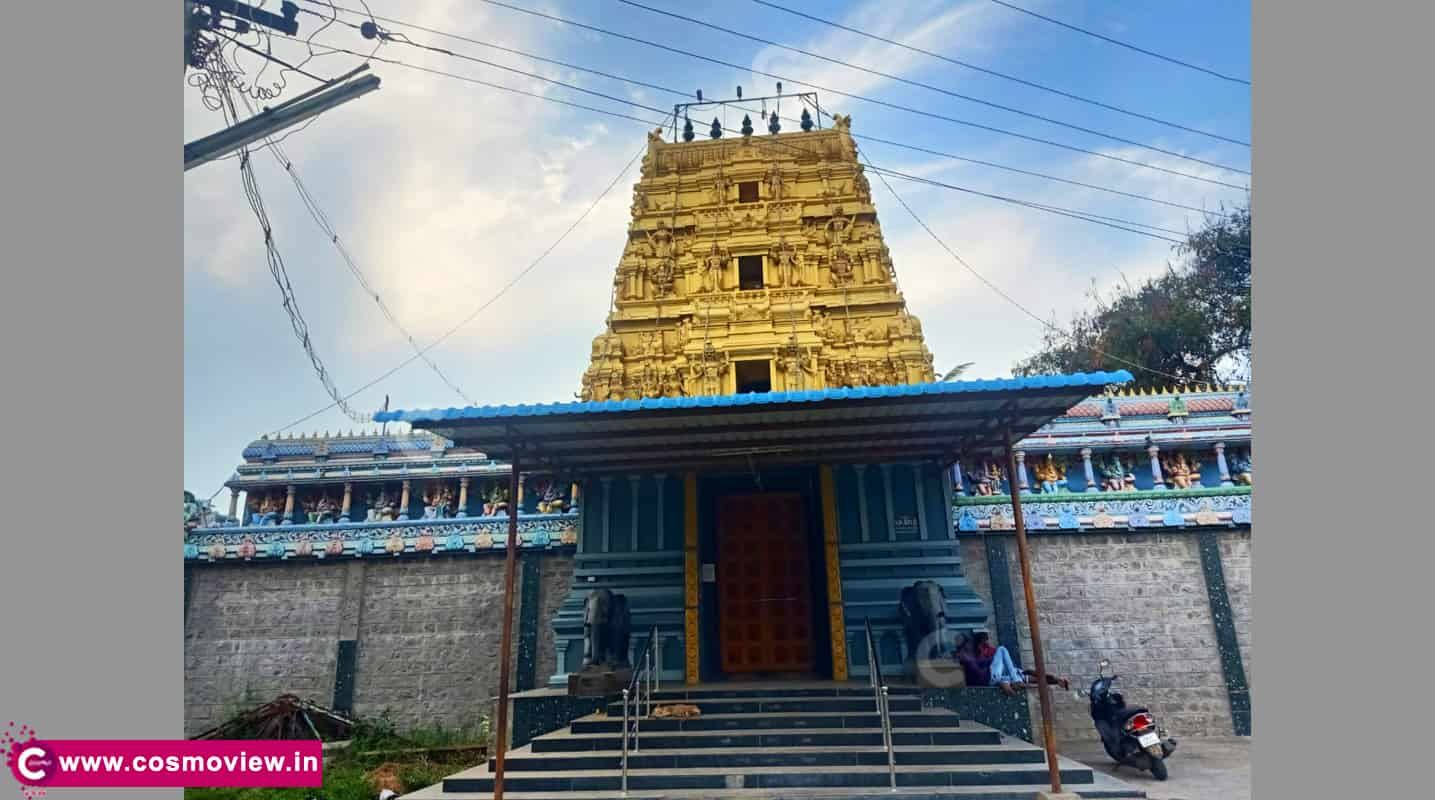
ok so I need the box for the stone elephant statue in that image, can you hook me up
[582,589,633,669]
[898,580,950,660]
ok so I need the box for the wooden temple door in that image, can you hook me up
[717,492,816,675]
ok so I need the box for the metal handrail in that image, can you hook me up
[864,617,898,791]
[621,623,659,795]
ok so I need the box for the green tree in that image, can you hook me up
[1013,204,1250,389]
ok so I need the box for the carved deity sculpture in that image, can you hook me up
[423,483,453,519]
[1162,452,1201,489]
[481,482,510,517]
[1033,454,1067,494]
[366,489,398,522]
[698,240,727,293]
[853,169,872,203]
[1229,450,1252,486]
[829,247,855,285]
[308,493,339,524]
[534,477,567,514]
[767,162,785,202]
[772,237,800,287]
[663,365,685,398]
[651,255,676,297]
[778,345,804,392]
[1101,456,1135,492]
[711,169,730,205]
[255,492,284,525]
[689,343,728,396]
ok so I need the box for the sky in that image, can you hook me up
[183,0,1251,500]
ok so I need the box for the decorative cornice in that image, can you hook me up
[184,514,579,563]
[954,488,1251,534]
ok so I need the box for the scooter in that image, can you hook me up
[1088,660,1177,781]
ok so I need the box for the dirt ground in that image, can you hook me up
[1060,736,1251,800]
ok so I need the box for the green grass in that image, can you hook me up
[183,715,490,800]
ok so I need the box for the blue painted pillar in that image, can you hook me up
[1014,451,1030,494]
[1080,448,1095,493]
[1215,442,1233,487]
[600,477,613,552]
[1148,445,1166,490]
[951,462,966,497]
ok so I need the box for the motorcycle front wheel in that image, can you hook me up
[1148,755,1168,781]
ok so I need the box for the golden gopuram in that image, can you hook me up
[579,102,938,402]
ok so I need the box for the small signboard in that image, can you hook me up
[893,514,920,536]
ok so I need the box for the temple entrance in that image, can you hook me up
[717,492,817,676]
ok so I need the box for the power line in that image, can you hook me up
[297,4,1228,211]
[204,51,372,425]
[986,0,1251,86]
[859,146,1193,386]
[295,2,1233,211]
[615,0,1248,176]
[864,166,1184,244]
[283,36,1193,244]
[461,0,1246,191]
[236,89,478,406]
[270,145,647,435]
[748,0,1248,147]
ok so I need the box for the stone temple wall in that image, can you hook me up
[184,531,1251,743]
[183,552,573,736]
[959,529,1253,743]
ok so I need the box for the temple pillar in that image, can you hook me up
[570,481,581,510]
[629,475,641,551]
[951,462,966,497]
[1148,445,1165,490]
[341,482,353,520]
[399,480,412,519]
[1080,448,1095,493]
[457,477,470,517]
[518,479,526,513]
[227,489,239,520]
[1015,451,1030,493]
[282,484,296,525]
[1215,442,1233,487]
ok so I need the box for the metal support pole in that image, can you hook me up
[621,688,630,795]
[881,685,896,791]
[492,456,522,800]
[1004,429,1062,795]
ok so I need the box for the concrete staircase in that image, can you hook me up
[407,685,1145,799]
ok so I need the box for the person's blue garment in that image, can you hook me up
[988,645,1024,686]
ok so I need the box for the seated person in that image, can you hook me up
[955,632,1070,696]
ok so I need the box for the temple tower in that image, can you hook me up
[579,101,937,402]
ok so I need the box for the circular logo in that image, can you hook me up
[11,741,56,786]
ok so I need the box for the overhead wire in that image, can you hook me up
[986,0,1251,86]
[300,0,1246,191]
[204,49,372,424]
[230,90,478,406]
[615,0,1248,174]
[293,3,1231,213]
[278,35,1200,244]
[860,145,1194,385]
[269,145,648,435]
[747,0,1248,147]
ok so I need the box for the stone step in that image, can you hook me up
[530,727,1002,753]
[489,744,1045,772]
[609,695,922,716]
[407,782,1146,800]
[646,685,925,701]
[441,762,1097,793]
[572,709,961,734]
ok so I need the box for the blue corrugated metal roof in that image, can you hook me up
[373,371,1133,424]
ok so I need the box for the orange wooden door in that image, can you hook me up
[717,492,815,674]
